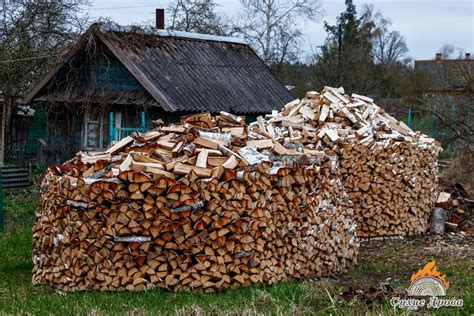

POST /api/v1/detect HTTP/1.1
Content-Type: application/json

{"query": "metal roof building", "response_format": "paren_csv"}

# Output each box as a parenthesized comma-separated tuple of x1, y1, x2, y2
(24, 23, 293, 113)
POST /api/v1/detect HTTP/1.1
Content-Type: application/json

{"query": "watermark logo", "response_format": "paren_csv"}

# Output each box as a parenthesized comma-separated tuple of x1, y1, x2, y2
(390, 260, 463, 310)
(407, 260, 449, 296)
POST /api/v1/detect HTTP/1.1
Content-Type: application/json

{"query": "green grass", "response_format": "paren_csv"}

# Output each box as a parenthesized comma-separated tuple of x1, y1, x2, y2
(1, 189, 473, 315)
(3, 187, 39, 228)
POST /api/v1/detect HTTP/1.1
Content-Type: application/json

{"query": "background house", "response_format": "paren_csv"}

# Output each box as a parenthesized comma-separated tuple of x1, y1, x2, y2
(415, 53, 473, 92)
(414, 53, 473, 151)
(22, 17, 293, 163)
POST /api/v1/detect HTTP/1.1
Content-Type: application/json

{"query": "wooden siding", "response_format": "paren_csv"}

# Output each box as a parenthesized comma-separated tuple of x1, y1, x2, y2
(87, 53, 142, 92)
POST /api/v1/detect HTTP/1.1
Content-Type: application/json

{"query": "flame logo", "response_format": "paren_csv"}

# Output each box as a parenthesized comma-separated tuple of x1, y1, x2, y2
(410, 260, 449, 289)
(408, 260, 449, 297)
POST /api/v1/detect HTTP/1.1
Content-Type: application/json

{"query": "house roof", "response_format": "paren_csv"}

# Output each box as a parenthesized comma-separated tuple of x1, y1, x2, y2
(415, 57, 473, 92)
(23, 23, 294, 114)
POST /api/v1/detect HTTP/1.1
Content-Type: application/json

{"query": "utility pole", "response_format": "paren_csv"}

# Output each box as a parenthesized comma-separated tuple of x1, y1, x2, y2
(337, 23, 343, 83)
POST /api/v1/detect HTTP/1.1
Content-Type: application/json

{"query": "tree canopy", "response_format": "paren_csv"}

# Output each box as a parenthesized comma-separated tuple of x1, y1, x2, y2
(312, 0, 411, 98)
(0, 0, 89, 95)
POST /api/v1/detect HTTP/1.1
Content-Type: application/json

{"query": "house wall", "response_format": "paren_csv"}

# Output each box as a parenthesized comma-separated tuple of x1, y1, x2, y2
(88, 53, 142, 92)
(1, 97, 46, 165)
(146, 107, 192, 125)
(24, 107, 47, 156)
(1, 98, 12, 165)
(36, 43, 157, 152)
(8, 115, 32, 158)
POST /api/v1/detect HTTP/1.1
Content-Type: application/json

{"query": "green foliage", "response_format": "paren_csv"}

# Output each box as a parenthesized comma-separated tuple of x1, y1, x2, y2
(270, 62, 313, 98)
(400, 69, 435, 102)
(312, 1, 413, 98)
(313, 0, 375, 94)
(374, 62, 410, 98)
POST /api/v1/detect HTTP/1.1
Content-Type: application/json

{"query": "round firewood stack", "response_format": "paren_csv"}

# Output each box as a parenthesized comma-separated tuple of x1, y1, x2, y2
(254, 86, 442, 237)
(32, 112, 358, 292)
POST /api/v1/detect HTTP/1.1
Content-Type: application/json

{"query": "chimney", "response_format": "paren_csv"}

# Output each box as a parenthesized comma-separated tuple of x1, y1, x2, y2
(466, 53, 471, 60)
(156, 9, 165, 29)
(435, 53, 442, 61)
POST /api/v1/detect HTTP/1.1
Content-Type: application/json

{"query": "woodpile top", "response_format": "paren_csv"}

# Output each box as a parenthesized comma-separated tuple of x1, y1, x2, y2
(56, 110, 332, 183)
(55, 86, 440, 182)
(249, 86, 441, 153)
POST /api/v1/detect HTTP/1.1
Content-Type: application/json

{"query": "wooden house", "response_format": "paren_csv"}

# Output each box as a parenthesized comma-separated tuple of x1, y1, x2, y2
(22, 22, 294, 162)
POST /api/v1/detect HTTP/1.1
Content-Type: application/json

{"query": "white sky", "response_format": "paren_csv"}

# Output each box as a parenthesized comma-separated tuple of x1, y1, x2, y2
(85, 0, 474, 61)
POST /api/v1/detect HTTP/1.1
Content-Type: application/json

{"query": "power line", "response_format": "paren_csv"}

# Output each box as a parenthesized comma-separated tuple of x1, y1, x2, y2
(0, 53, 62, 64)
(86, 5, 159, 11)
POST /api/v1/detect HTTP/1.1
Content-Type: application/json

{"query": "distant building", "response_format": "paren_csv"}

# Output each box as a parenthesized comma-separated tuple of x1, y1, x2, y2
(22, 13, 293, 162)
(414, 53, 473, 148)
(415, 53, 473, 93)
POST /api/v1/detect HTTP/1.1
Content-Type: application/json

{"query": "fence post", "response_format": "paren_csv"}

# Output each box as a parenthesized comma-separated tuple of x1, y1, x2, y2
(407, 107, 412, 128)
(430, 111, 435, 137)
(0, 166, 3, 232)
(449, 102, 457, 153)
(141, 112, 146, 130)
(109, 112, 114, 143)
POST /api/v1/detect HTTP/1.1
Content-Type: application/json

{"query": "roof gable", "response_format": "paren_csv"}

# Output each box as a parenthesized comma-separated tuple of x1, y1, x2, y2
(22, 25, 98, 104)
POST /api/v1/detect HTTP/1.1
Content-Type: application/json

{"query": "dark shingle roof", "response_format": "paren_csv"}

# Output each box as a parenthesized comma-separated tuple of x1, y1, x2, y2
(24, 23, 294, 114)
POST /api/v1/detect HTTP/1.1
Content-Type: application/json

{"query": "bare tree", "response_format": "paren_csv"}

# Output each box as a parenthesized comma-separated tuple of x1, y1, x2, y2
(439, 44, 464, 59)
(0, 0, 90, 96)
(434, 61, 473, 148)
(167, 0, 236, 36)
(237, 0, 322, 65)
(361, 5, 408, 65)
(373, 30, 408, 65)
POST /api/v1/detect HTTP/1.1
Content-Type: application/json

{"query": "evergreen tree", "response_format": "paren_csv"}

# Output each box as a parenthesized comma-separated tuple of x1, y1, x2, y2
(313, 0, 375, 94)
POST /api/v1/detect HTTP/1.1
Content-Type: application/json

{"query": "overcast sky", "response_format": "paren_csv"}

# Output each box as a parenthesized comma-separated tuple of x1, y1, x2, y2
(86, 0, 473, 61)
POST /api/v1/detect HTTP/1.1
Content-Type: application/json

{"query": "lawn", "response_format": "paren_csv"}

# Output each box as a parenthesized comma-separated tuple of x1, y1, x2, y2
(1, 188, 472, 315)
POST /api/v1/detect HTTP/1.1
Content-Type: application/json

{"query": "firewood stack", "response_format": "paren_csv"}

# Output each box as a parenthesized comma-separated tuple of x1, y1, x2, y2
(436, 186, 474, 233)
(252, 86, 441, 237)
(32, 111, 358, 292)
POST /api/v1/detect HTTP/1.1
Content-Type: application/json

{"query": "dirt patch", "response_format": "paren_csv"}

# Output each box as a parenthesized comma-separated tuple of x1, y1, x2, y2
(360, 233, 474, 263)
(321, 233, 474, 290)
(323, 233, 474, 311)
